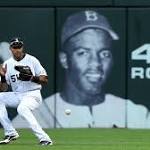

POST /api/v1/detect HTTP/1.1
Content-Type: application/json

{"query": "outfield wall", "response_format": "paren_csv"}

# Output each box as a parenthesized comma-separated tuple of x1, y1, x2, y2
(0, 1, 150, 128)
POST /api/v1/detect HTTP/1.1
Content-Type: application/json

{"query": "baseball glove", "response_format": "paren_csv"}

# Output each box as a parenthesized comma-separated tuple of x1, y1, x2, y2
(14, 65, 33, 81)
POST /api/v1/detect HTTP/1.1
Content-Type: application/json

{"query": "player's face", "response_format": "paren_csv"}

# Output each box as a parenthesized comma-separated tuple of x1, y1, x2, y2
(64, 29, 113, 95)
(10, 47, 24, 61)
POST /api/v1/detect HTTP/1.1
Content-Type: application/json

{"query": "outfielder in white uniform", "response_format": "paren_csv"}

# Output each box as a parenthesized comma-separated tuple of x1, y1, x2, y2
(0, 37, 52, 145)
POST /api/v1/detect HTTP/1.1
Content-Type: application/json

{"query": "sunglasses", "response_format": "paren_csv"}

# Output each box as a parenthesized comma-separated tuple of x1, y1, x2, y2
(10, 42, 23, 49)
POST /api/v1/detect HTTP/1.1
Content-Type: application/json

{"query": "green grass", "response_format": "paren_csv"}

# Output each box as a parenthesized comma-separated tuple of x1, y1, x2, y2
(0, 128, 150, 150)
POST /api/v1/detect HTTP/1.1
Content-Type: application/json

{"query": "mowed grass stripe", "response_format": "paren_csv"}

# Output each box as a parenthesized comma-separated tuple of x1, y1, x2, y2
(0, 128, 150, 150)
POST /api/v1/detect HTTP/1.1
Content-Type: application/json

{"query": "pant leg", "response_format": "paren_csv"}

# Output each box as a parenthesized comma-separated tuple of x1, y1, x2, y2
(17, 91, 51, 141)
(0, 92, 19, 136)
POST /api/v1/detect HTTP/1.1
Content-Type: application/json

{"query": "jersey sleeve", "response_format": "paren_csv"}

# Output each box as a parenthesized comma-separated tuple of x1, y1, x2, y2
(33, 57, 47, 76)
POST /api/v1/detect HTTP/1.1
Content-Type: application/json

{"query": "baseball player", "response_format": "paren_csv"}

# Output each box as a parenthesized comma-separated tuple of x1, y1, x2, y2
(0, 37, 52, 145)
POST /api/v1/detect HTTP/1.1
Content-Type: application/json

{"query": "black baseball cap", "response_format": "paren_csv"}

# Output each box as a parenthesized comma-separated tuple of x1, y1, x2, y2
(61, 10, 119, 46)
(10, 37, 24, 48)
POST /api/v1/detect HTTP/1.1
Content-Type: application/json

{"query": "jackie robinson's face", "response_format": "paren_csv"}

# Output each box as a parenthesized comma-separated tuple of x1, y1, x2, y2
(62, 29, 113, 95)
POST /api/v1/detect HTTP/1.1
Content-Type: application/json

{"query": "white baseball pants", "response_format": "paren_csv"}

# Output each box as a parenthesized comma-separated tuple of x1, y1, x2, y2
(0, 90, 50, 141)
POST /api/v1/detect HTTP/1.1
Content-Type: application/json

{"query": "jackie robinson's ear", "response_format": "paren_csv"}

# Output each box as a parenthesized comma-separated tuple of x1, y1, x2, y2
(59, 52, 68, 69)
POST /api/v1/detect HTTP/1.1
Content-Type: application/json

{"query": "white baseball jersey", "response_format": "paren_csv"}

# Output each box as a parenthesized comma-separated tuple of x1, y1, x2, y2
(12, 92, 150, 129)
(46, 93, 150, 128)
(3, 53, 47, 92)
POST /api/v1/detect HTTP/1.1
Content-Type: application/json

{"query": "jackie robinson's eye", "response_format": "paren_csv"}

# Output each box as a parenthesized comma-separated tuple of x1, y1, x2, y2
(99, 50, 112, 59)
(76, 49, 89, 56)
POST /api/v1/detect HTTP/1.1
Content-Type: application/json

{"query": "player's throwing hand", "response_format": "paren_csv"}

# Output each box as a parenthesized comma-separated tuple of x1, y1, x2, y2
(0, 64, 7, 76)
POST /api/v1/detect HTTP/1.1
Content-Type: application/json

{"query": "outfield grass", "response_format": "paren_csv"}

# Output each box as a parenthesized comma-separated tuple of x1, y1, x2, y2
(0, 128, 150, 150)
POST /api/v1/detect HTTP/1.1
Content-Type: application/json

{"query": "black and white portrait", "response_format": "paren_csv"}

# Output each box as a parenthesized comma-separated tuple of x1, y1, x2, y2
(34, 9, 150, 128)
(12, 8, 150, 129)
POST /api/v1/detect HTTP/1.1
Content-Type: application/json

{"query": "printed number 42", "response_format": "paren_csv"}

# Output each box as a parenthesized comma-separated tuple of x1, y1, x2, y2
(131, 44, 150, 64)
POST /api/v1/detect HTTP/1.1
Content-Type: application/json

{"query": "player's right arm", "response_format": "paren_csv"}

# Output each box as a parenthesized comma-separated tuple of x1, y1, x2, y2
(0, 64, 8, 91)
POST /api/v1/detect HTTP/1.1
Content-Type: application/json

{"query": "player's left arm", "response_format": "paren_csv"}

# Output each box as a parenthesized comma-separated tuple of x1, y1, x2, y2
(31, 57, 48, 85)
(31, 75, 48, 85)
